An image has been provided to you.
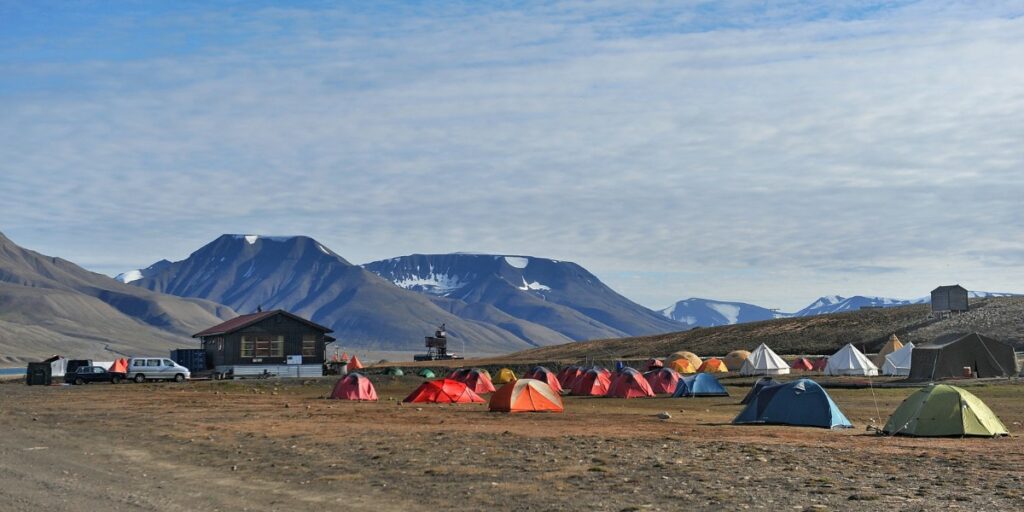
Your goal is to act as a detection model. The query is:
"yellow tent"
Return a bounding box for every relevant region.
[698,357,729,373]
[668,351,702,372]
[872,334,903,368]
[493,367,517,385]
[668,358,697,374]
[724,350,751,371]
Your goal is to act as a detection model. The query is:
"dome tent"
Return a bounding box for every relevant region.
[489,379,564,413]
[881,342,914,376]
[330,373,378,401]
[824,344,878,376]
[740,344,790,376]
[557,366,585,389]
[790,357,813,371]
[384,367,404,376]
[524,366,563,393]
[605,368,655,399]
[493,368,517,385]
[740,377,776,405]
[698,358,729,373]
[882,384,1007,437]
[463,369,496,394]
[447,368,471,381]
[645,358,664,371]
[673,373,729,397]
[724,350,751,371]
[644,368,681,394]
[733,379,852,429]
[418,368,437,379]
[570,368,612,396]
[668,358,697,374]
[668,351,702,372]
[403,379,485,404]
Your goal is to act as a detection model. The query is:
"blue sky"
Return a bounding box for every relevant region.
[2,1,1023,311]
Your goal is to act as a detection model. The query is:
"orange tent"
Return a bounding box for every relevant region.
[698,358,729,373]
[330,373,378,401]
[570,369,612,396]
[556,366,584,389]
[347,355,364,371]
[669,358,697,374]
[108,358,129,374]
[524,366,563,394]
[605,368,655,399]
[644,368,681,394]
[645,358,664,371]
[669,351,702,372]
[489,379,564,413]
[791,357,814,371]
[403,379,485,404]
[463,369,496,394]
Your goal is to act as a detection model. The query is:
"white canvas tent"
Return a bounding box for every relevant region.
[881,342,914,376]
[824,343,878,376]
[48,356,67,378]
[740,343,790,376]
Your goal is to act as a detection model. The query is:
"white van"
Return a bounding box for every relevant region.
[127,358,191,383]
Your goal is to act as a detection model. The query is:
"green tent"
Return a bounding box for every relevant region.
[882,384,1008,437]
[418,369,436,379]
[384,367,404,376]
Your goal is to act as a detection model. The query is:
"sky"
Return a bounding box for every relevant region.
[2,1,1023,312]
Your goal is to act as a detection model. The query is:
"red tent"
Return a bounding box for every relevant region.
[330,373,378,401]
[447,368,471,381]
[403,379,485,404]
[570,368,612,396]
[811,357,828,371]
[645,358,664,371]
[791,357,814,371]
[643,367,680,394]
[108,358,129,374]
[524,366,563,394]
[347,355,364,371]
[605,368,655,398]
[556,366,584,389]
[463,369,496,394]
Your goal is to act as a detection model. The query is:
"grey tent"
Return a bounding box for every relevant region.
[908,333,1018,381]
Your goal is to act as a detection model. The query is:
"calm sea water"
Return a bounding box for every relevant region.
[0,368,26,376]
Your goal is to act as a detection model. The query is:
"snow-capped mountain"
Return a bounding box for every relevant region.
[119,235,557,353]
[793,295,914,316]
[363,253,684,341]
[115,259,172,284]
[659,298,785,327]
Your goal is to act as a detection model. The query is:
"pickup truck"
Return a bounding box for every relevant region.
[64,366,126,385]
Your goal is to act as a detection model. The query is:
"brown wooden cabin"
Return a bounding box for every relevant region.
[193,309,334,368]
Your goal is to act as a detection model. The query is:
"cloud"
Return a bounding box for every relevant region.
[1,1,1023,311]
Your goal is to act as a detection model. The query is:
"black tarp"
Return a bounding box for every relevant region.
[908,333,1018,381]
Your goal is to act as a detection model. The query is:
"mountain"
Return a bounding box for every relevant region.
[793,295,913,316]
[0,231,235,363]
[659,298,783,327]
[120,235,564,353]
[363,253,683,340]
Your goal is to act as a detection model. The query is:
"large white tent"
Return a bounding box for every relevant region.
[739,343,790,376]
[881,342,914,376]
[824,343,879,376]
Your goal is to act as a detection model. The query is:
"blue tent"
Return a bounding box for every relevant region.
[672,373,729,397]
[740,376,776,405]
[733,378,852,429]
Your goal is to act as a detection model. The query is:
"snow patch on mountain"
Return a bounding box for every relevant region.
[503,256,529,269]
[115,269,143,284]
[708,302,740,324]
[518,279,551,291]
[393,273,466,295]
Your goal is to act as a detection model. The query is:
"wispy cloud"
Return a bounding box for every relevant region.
[1,1,1023,310]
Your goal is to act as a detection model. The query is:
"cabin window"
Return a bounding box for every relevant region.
[301,335,317,357]
[241,335,285,358]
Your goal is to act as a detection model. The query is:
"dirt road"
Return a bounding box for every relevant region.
[2,377,1022,511]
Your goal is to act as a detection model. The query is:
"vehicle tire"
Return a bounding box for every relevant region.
[174,373,185,383]
[74,377,84,385]
[111,376,121,385]
[134,374,146,383]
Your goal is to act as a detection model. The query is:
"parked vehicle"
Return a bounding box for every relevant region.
[65,366,125,385]
[126,358,191,383]
[65,359,93,376]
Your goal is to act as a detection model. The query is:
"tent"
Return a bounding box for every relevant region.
[881,342,914,376]
[872,334,904,368]
[909,333,1019,381]
[418,368,437,379]
[672,373,729,397]
[824,344,878,376]
[47,355,67,378]
[108,358,129,374]
[605,368,655,399]
[384,367,404,376]
[330,372,379,401]
[569,368,612,396]
[811,357,828,372]
[447,368,471,381]
[668,351,702,372]
[493,367,517,385]
[403,379,485,404]
[489,379,564,413]
[790,357,813,371]
[524,366,563,393]
[740,344,790,376]
[668,358,697,374]
[733,379,852,429]
[556,366,584,389]
[463,369,496,394]
[644,368,681,394]
[724,350,751,371]
[347,355,364,371]
[740,377,776,405]
[882,384,1008,437]
[698,358,729,373]
[645,358,664,371]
